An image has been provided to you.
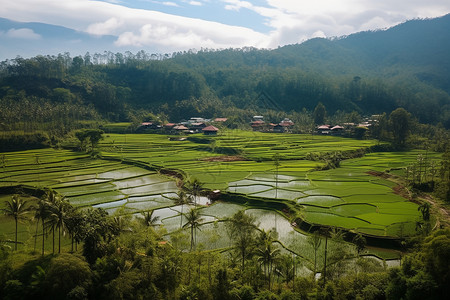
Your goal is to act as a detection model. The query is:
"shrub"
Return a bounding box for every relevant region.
[0,132,50,152]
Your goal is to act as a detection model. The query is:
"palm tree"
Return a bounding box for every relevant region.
[47,196,72,253]
[65,208,84,252]
[273,154,281,232]
[2,194,32,250]
[174,190,192,228]
[307,231,322,275]
[34,198,50,255]
[185,178,203,206]
[183,208,203,251]
[44,189,63,253]
[140,210,160,227]
[226,210,257,273]
[256,229,280,290]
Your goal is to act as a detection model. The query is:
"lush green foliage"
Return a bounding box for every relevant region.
[1,210,448,299]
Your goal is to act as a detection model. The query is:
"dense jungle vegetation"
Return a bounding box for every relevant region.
[1,185,449,300]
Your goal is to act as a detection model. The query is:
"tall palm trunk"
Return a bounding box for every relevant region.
[180,204,183,229]
[34,219,39,252]
[42,219,45,255]
[323,235,328,286]
[14,216,18,251]
[190,225,194,251]
[52,226,55,254]
[58,225,61,253]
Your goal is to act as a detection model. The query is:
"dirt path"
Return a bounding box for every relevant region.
[422,194,450,228]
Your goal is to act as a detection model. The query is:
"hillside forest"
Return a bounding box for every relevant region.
[1,15,450,133]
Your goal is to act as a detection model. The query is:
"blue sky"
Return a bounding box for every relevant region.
[106,0,273,32]
[1,0,450,54]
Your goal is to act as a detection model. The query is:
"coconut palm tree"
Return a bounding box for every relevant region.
[2,194,32,250]
[185,178,203,206]
[307,231,322,275]
[140,210,160,227]
[256,229,280,290]
[226,210,257,273]
[43,189,64,253]
[34,198,51,255]
[65,208,84,252]
[273,154,281,232]
[183,208,203,251]
[174,190,192,228]
[46,196,72,253]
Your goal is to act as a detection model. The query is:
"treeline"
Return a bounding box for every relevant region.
[1,190,449,300]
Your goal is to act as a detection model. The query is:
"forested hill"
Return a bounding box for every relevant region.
[1,14,450,130]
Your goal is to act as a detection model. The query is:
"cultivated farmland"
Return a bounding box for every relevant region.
[0,130,441,260]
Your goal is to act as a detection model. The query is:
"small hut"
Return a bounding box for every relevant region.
[331,125,344,135]
[173,125,188,134]
[202,125,219,135]
[317,125,331,135]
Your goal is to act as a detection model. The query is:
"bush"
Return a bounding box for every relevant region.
[230,285,255,300]
[3,280,23,300]
[0,132,50,152]
[256,290,280,300]
[44,254,92,300]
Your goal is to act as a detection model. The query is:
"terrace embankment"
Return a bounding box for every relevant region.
[367,170,412,200]
[202,155,247,162]
[101,156,185,181]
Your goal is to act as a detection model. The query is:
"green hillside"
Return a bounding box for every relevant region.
[1,14,449,131]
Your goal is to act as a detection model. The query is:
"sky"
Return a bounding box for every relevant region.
[1,0,450,54]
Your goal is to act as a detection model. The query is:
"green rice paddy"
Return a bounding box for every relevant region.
[0,130,442,258]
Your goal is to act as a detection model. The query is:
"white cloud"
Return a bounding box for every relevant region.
[87,18,124,36]
[5,28,41,39]
[0,0,449,52]
[188,1,202,6]
[162,2,179,7]
[0,0,268,51]
[224,0,252,11]
[219,0,450,47]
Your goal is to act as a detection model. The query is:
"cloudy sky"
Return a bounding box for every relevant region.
[1,0,450,54]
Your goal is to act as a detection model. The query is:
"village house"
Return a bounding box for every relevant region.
[202,125,219,135]
[330,125,344,135]
[317,125,331,134]
[173,125,188,134]
[213,118,228,123]
[278,118,294,133]
[251,115,265,131]
[189,122,207,132]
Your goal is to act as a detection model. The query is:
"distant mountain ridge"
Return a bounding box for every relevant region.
[0,18,128,60]
[269,14,450,91]
[1,14,449,127]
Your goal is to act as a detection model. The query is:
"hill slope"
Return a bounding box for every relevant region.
[1,15,449,127]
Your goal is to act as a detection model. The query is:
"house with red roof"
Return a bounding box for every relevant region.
[202,125,219,135]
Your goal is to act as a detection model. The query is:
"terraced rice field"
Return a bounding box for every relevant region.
[0,130,441,259]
